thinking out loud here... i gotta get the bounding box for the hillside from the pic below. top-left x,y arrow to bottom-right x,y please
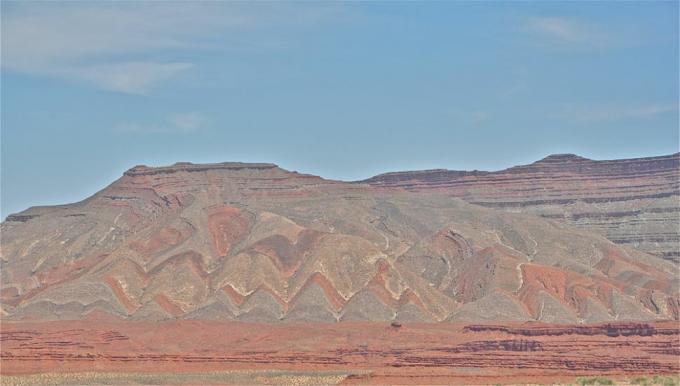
1,156 -> 678,322
362,153 -> 680,261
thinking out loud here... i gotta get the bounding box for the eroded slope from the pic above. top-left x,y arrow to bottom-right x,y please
1,160 -> 678,322
363,153 -> 680,261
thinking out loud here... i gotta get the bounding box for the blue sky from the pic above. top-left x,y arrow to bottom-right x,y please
1,1 -> 678,218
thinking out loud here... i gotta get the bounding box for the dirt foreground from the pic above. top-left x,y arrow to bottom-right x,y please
1,320 -> 678,385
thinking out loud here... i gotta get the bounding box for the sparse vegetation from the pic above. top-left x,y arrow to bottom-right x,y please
631,375 -> 680,386
576,376 -> 614,385
633,376 -> 651,386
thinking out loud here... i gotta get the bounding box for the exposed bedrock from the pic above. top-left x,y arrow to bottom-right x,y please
2,321 -> 679,379
1,155 -> 678,322
361,153 -> 680,261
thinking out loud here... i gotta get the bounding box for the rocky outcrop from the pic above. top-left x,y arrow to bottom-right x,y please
123,162 -> 278,176
463,322 -> 680,337
362,153 -> 680,261
1,157 -> 678,323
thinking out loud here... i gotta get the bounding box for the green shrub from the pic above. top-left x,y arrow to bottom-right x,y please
631,375 -> 679,386
632,376 -> 650,386
660,376 -> 680,386
576,376 -> 614,385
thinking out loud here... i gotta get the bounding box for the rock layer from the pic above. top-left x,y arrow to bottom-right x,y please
1,320 -> 678,384
362,153 -> 680,261
1,155 -> 678,322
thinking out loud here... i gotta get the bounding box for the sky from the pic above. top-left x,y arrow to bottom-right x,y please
1,1 -> 678,218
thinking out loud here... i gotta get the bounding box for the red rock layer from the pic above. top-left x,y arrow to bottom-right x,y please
1,320 -> 678,384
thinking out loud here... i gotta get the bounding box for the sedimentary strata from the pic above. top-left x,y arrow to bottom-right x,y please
1,155 -> 678,322
1,321 -> 678,384
362,153 -> 680,261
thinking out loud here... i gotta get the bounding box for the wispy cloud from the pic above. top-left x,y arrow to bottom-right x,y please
114,112 -> 209,134
560,102 -> 678,123
1,2 -> 343,94
524,16 -> 605,46
66,62 -> 193,95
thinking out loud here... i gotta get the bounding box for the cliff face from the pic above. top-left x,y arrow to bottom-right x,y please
362,153 -> 680,261
1,155 -> 678,323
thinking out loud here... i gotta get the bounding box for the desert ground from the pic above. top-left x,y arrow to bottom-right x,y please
1,320 -> 678,385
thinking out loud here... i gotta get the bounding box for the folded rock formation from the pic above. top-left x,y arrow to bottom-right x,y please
1,155 -> 678,322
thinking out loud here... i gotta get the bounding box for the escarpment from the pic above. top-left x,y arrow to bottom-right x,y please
1,155 -> 678,323
362,153 -> 680,261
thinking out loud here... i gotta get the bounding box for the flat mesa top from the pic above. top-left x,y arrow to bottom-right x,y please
124,162 -> 279,176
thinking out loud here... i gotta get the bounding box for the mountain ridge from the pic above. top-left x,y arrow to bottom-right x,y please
360,152 -> 680,260
362,152 -> 679,181
15,152 -> 674,259
7,152 -> 677,213
1,153 -> 678,323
